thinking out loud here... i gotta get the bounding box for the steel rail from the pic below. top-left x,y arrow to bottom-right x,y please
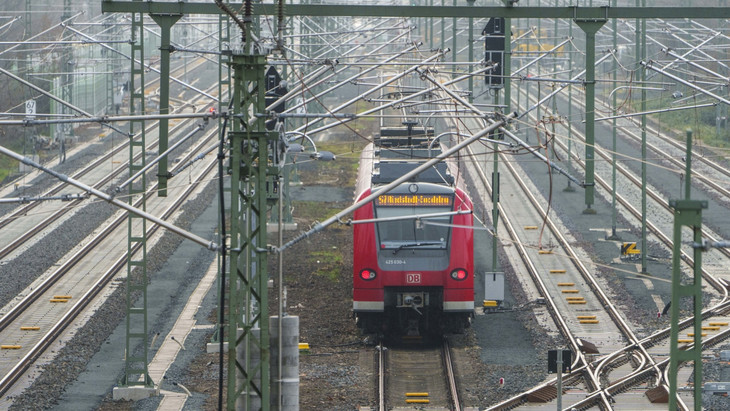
457,120 -> 606,410
0,128 -> 218,334
593,92 -> 730,203
442,338 -> 461,411
299,64 -> 496,137
518,93 -> 730,409
431,79 -> 646,409
545,95 -> 729,296
0,154 -> 218,396
0,74 -> 220,260
271,22 -> 413,112
572,324 -> 730,410
431,74 -> 643,349
517,91 -> 722,404
0,54 -> 211,227
0,126 -> 218,261
378,342 -> 386,411
486,15 -> 728,410
292,48 -> 447,133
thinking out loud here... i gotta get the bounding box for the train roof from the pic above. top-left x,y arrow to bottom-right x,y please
370,126 -> 454,185
374,126 -> 433,147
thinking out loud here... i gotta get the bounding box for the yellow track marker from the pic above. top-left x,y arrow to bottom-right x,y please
524,226 -> 538,230
577,315 -> 596,319
550,269 -> 566,274
687,333 -> 707,337
538,250 -> 553,254
677,339 -> 694,343
53,295 -> 72,299
561,290 -> 579,293
483,300 -> 498,307
709,322 -> 728,326
569,300 -> 587,304
298,343 -> 310,350
580,319 -> 599,324
406,393 -> 429,397
557,282 -> 575,286
49,299 -> 68,303
565,296 -> 584,300
1,345 -> 21,349
406,399 -> 430,404
702,326 -> 721,331
20,326 -> 40,331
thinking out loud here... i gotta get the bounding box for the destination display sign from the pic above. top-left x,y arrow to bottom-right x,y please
375,194 -> 452,207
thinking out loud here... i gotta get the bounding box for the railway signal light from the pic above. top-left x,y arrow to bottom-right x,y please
482,17 -> 506,89
450,268 -> 468,281
207,107 -> 217,120
547,349 -> 572,373
360,269 -> 376,281
265,66 -> 287,131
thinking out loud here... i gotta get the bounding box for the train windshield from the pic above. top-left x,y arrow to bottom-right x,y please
375,206 -> 452,251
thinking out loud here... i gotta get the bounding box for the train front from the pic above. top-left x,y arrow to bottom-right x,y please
353,182 -> 474,337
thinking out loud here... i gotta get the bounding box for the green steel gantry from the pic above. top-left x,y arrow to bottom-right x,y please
226,51 -> 279,409
121,4 -> 151,389
100,1 -> 730,408
668,195 -> 707,411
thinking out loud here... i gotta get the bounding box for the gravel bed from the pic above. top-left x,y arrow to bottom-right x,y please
0,199 -> 118,309
7,181 -> 218,410
0,121 -> 211,310
703,343 -> 730,411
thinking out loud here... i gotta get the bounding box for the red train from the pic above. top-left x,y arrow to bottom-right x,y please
352,127 -> 474,336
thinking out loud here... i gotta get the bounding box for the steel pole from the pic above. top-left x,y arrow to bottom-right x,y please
640,0 -> 648,273
609,0 -> 618,239
574,18 -> 605,214
150,14 -> 182,197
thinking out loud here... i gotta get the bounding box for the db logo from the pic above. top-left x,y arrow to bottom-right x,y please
406,273 -> 421,284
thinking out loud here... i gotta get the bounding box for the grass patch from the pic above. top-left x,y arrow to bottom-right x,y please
0,156 -> 18,183
621,90 -> 730,149
307,249 -> 344,281
293,140 -> 366,188
292,200 -> 344,221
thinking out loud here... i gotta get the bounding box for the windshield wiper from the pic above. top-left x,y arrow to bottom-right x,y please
392,241 -> 444,255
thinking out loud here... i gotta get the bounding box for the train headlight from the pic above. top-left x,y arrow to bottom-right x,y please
360,269 -> 376,281
450,268 -> 468,281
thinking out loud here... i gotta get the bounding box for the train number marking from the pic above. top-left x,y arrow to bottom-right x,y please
406,273 -> 421,284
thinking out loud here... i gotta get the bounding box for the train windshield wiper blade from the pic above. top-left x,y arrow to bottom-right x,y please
392,241 -> 443,254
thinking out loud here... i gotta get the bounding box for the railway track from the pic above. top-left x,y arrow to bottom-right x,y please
518,86 -> 730,294
518,92 -> 730,407
421,71 -> 729,408
0,128 -> 219,397
466,52 -> 730,408
421,75 -> 646,408
0,59 -> 217,262
376,338 -> 461,411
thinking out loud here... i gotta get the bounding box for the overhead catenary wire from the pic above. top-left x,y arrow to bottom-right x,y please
277,112 -> 517,252
0,145 -> 218,251
416,69 -> 585,187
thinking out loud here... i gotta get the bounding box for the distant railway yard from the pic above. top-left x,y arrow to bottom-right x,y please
3,1 -> 730,410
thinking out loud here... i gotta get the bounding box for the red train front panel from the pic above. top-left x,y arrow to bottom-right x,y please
352,182 -> 474,335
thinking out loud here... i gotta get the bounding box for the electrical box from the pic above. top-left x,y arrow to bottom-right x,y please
704,382 -> 730,395
484,271 -> 504,303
